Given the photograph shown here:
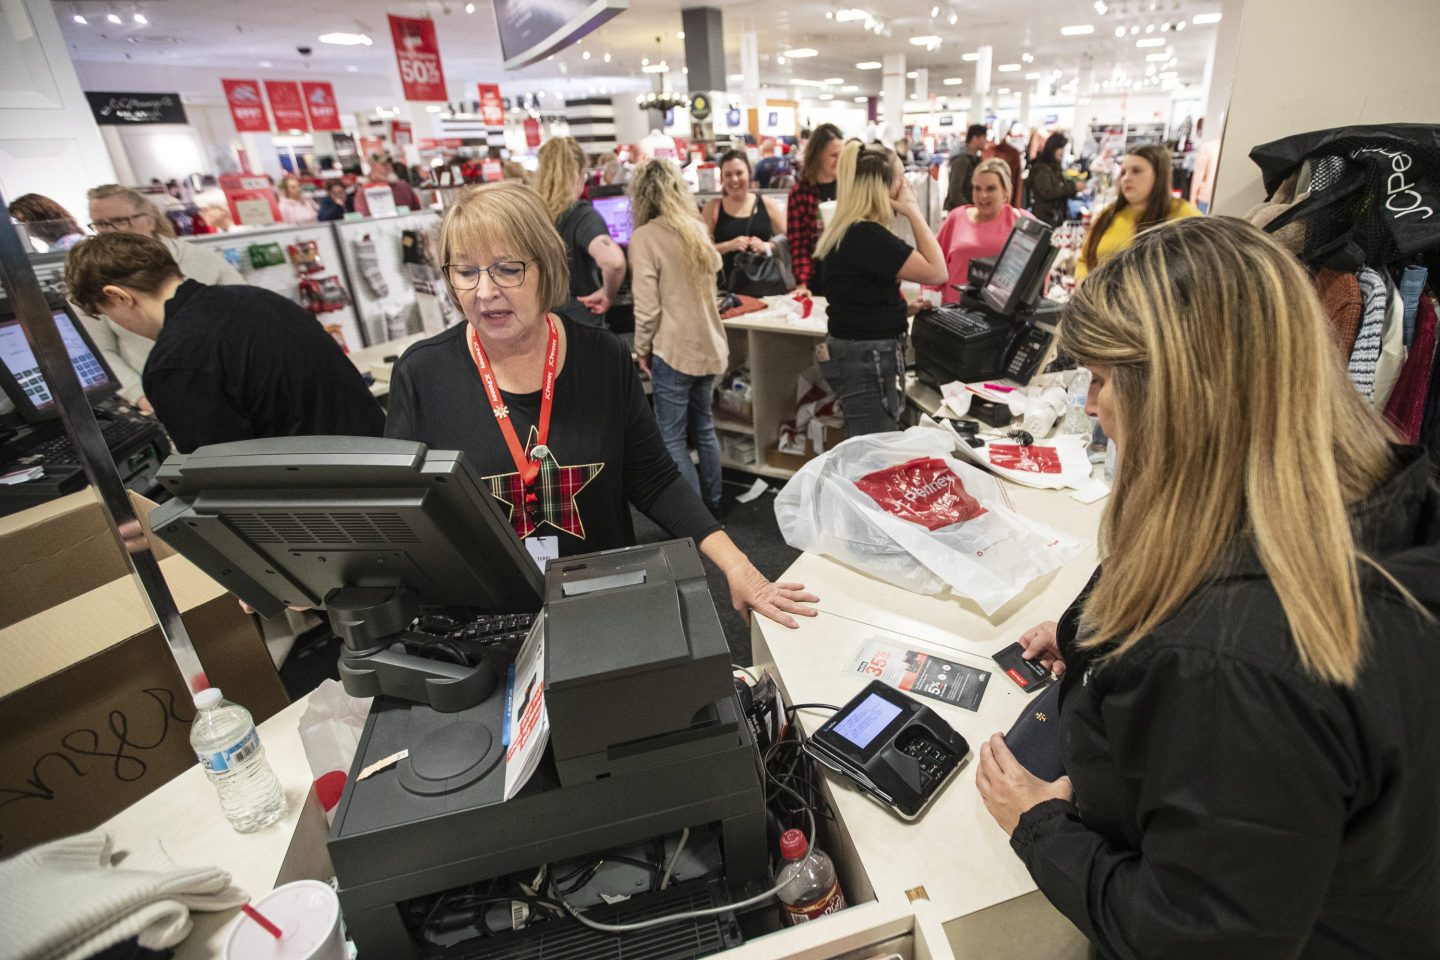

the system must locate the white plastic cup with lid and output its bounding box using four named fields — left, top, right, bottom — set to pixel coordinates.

left=224, top=880, right=347, bottom=960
